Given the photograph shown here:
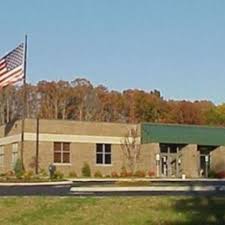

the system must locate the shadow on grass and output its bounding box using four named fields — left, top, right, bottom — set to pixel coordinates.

left=170, top=195, right=225, bottom=225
